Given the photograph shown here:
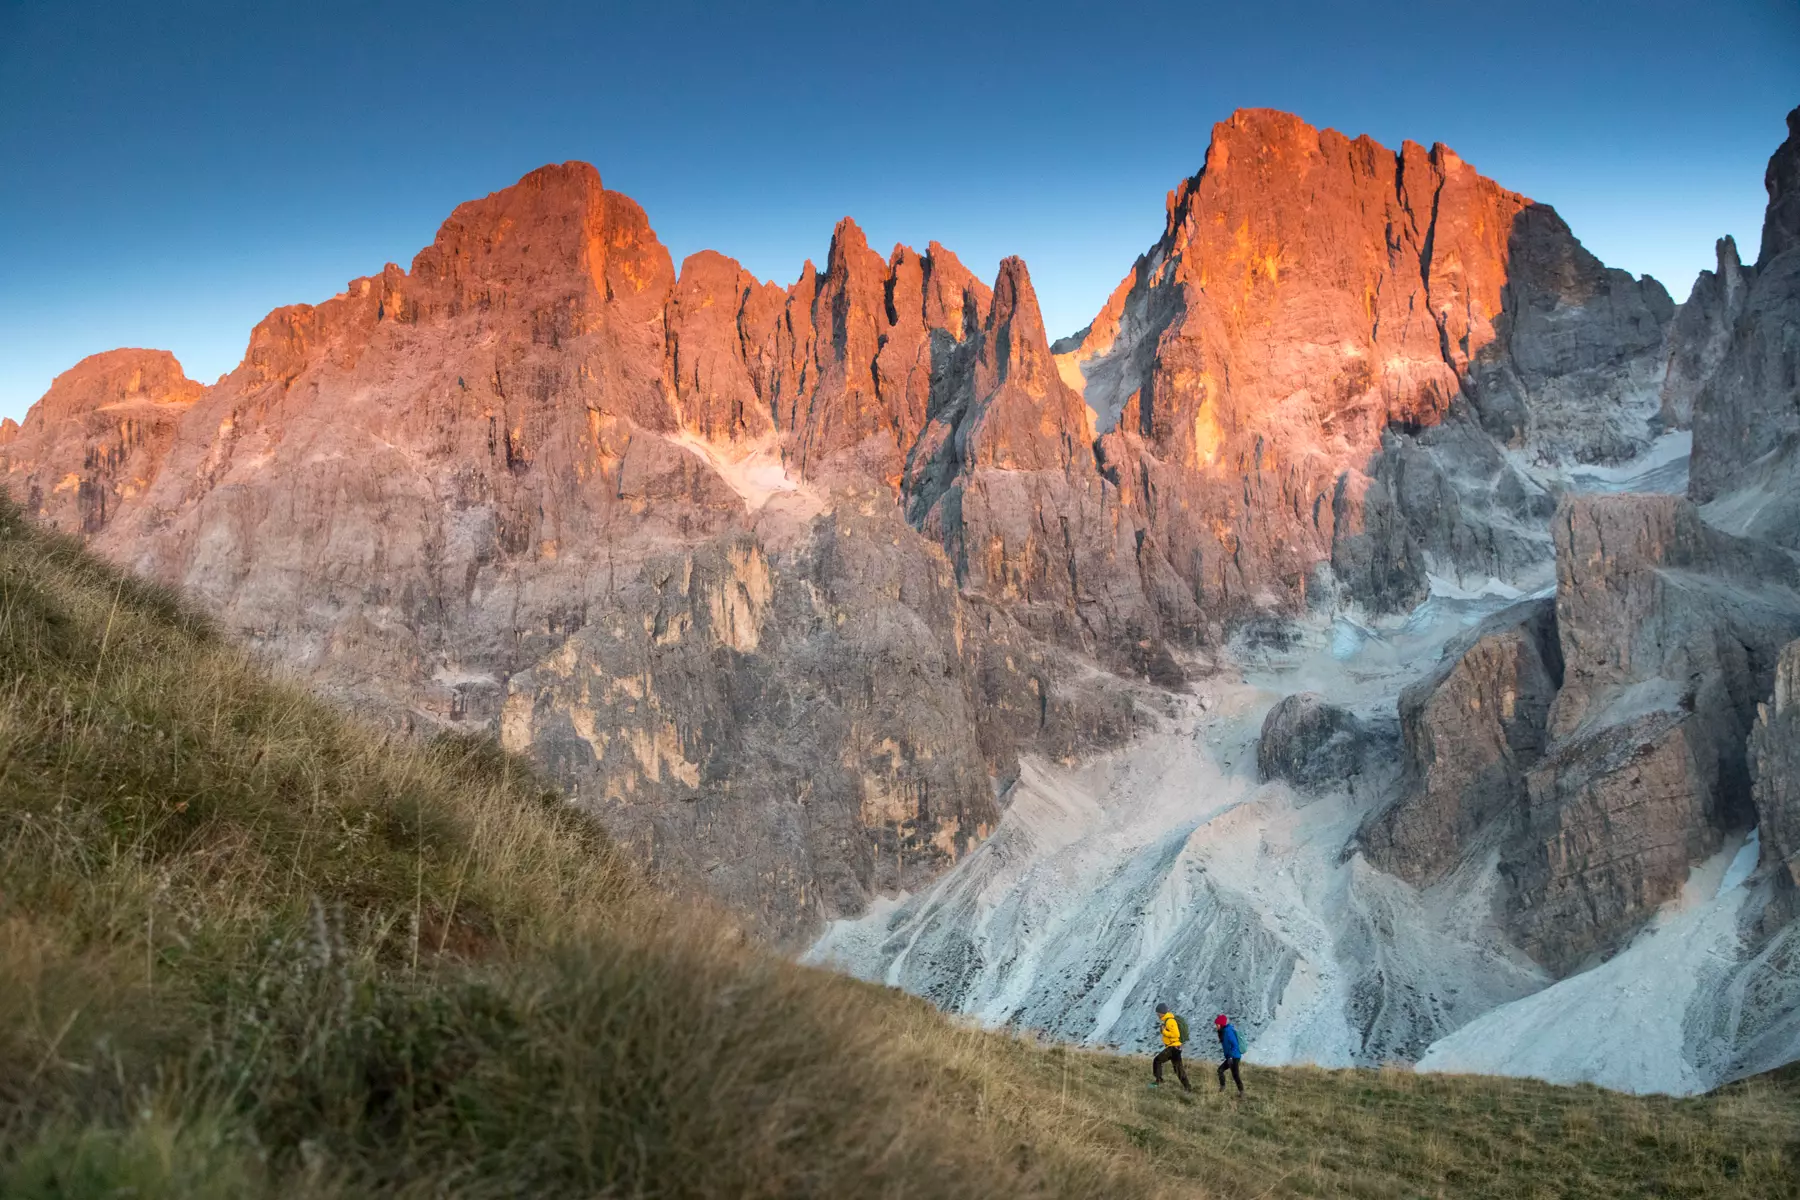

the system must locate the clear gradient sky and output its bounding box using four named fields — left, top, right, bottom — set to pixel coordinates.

left=2, top=0, right=1797, bottom=421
